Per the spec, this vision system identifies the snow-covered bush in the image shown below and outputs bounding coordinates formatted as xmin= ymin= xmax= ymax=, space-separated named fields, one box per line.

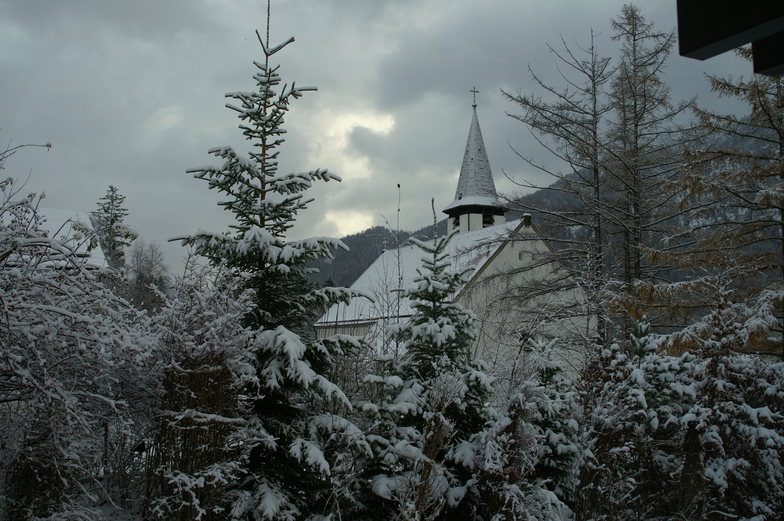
xmin=0 ymin=178 xmax=148 ymax=519
xmin=146 ymin=259 xmax=257 ymax=520
xmin=577 ymin=326 xmax=693 ymax=520
xmin=452 ymin=340 xmax=580 ymax=521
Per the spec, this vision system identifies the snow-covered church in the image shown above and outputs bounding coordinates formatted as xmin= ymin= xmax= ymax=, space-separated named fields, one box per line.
xmin=316 ymin=100 xmax=590 ymax=387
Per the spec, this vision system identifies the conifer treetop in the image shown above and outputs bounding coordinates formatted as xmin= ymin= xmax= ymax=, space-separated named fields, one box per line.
xmin=178 ymin=30 xmax=346 ymax=273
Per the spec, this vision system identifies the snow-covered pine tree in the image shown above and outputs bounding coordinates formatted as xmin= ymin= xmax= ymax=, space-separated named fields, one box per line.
xmin=452 ymin=339 xmax=580 ymax=521
xmin=685 ymin=353 xmax=784 ymax=518
xmin=660 ymin=276 xmax=784 ymax=518
xmin=0 ymin=178 xmax=148 ymax=520
xmin=91 ymin=185 xmax=137 ymax=270
xmin=576 ymin=324 xmax=693 ymax=520
xmin=359 ymin=213 xmax=494 ymax=521
xmin=177 ymin=16 xmax=362 ymax=520
xmin=577 ymin=315 xmax=784 ymax=519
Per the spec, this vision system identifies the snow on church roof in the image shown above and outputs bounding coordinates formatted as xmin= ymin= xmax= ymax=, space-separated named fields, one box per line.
xmin=443 ymin=106 xmax=503 ymax=214
xmin=316 ymin=219 xmax=530 ymax=328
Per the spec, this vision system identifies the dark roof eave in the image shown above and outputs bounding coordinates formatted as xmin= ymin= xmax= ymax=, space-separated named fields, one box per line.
xmin=443 ymin=203 xmax=506 ymax=216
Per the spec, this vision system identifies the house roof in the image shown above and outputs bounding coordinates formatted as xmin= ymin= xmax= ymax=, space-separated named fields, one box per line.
xmin=443 ymin=106 xmax=504 ymax=215
xmin=316 ymin=219 xmax=534 ymax=327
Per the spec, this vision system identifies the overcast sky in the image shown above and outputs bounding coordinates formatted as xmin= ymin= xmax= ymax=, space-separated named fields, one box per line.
xmin=0 ymin=0 xmax=751 ymax=269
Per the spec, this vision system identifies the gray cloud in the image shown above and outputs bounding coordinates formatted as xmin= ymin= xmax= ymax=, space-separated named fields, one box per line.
xmin=0 ymin=0 xmax=752 ymax=269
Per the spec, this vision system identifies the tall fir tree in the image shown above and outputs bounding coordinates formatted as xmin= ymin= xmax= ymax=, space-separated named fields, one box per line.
xmin=91 ymin=185 xmax=136 ymax=270
xmin=177 ymin=12 xmax=362 ymax=520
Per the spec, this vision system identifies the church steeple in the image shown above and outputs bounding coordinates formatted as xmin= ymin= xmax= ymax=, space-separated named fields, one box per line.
xmin=443 ymin=89 xmax=505 ymax=233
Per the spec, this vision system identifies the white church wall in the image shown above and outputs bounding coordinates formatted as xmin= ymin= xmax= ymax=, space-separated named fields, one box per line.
xmin=316 ymin=321 xmax=372 ymax=340
xmin=468 ymin=213 xmax=482 ymax=232
xmin=457 ymin=226 xmax=591 ymax=393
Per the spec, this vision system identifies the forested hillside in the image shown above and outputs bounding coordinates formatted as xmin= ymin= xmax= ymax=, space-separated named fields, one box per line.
xmin=307 ymin=220 xmax=448 ymax=287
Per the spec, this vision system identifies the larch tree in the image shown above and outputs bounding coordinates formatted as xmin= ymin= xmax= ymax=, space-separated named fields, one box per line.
xmin=176 ymin=12 xmax=362 ymax=519
xmin=503 ymin=30 xmax=613 ymax=345
xmin=126 ymin=238 xmax=170 ymax=313
xmin=676 ymin=48 xmax=784 ymax=356
xmin=91 ymin=185 xmax=137 ymax=271
xmin=504 ymin=4 xmax=689 ymax=347
xmin=603 ymin=4 xmax=688 ymax=333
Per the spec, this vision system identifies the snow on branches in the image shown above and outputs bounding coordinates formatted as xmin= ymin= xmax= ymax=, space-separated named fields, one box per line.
xmin=0 ymin=179 xmax=149 ymax=519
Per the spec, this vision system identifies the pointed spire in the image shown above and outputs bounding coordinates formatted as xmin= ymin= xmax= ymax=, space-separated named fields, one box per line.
xmin=443 ymin=95 xmax=503 ymax=216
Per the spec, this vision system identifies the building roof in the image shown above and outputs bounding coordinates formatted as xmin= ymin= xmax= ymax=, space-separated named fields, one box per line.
xmin=316 ymin=219 xmax=534 ymax=327
xmin=443 ymin=106 xmax=504 ymax=215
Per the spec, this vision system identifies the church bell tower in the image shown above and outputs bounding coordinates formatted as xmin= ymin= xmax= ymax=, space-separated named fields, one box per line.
xmin=443 ymin=89 xmax=505 ymax=234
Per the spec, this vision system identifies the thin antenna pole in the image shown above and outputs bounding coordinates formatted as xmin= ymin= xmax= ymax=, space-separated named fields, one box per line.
xmin=395 ymin=183 xmax=402 ymax=361
xmin=396 ymin=183 xmax=401 ymax=246
xmin=431 ymin=198 xmax=437 ymax=241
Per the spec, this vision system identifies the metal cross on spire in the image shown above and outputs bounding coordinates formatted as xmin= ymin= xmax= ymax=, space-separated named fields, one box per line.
xmin=470 ymin=86 xmax=479 ymax=107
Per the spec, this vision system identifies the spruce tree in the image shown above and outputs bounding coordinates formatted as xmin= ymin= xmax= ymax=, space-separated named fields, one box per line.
xmin=91 ymin=185 xmax=136 ymax=270
xmin=126 ymin=239 xmax=170 ymax=313
xmin=503 ymin=30 xmax=613 ymax=345
xmin=178 ymin=17 xmax=361 ymax=520
xmin=359 ymin=213 xmax=494 ymax=521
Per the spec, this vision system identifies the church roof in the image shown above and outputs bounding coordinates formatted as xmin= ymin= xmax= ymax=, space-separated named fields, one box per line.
xmin=315 ymin=219 xmax=535 ymax=327
xmin=443 ymin=106 xmax=503 ymax=215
